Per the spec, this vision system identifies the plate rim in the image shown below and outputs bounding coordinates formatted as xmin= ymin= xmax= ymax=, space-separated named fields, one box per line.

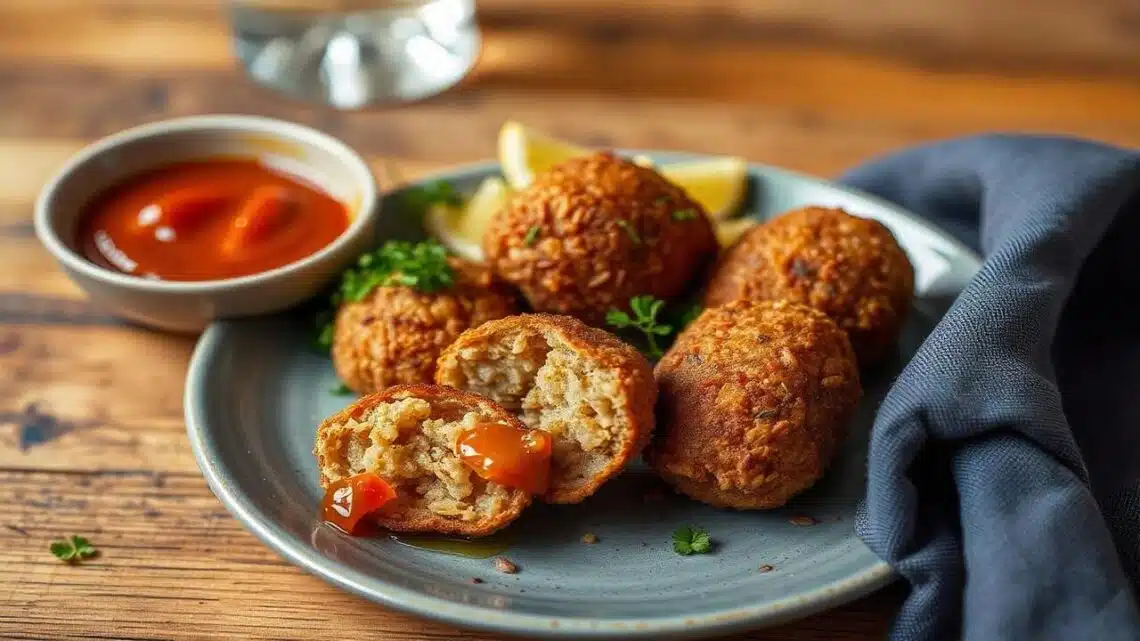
xmin=185 ymin=154 xmax=983 ymax=639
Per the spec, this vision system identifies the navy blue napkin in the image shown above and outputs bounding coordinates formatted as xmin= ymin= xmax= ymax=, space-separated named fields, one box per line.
xmin=839 ymin=136 xmax=1140 ymax=641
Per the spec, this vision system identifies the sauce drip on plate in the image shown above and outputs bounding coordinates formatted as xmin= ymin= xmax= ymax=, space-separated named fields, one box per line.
xmin=456 ymin=421 xmax=553 ymax=495
xmin=77 ymin=159 xmax=349 ymax=281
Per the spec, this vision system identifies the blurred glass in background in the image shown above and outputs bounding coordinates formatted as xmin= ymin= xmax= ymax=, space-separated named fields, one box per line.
xmin=228 ymin=0 xmax=480 ymax=109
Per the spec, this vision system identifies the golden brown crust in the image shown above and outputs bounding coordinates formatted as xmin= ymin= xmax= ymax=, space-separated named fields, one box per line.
xmin=647 ymin=300 xmax=861 ymax=510
xmin=435 ymin=313 xmax=657 ymax=504
xmin=331 ymin=258 xmax=519 ymax=393
xmin=484 ymin=152 xmax=718 ymax=325
xmin=703 ymin=206 xmax=914 ymax=366
xmin=314 ymin=384 xmax=531 ymax=536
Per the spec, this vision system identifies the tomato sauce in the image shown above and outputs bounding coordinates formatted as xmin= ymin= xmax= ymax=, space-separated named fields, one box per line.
xmin=321 ymin=473 xmax=397 ymax=535
xmin=77 ymin=159 xmax=350 ymax=281
xmin=456 ymin=422 xmax=553 ymax=495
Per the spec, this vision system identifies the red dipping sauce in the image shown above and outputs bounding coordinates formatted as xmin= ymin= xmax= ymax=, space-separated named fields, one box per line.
xmin=77 ymin=159 xmax=350 ymax=281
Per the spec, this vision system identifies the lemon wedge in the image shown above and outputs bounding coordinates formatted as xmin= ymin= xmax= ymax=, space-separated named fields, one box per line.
xmin=497 ymin=122 xmax=747 ymax=219
xmin=659 ymin=157 xmax=748 ymax=221
xmin=498 ymin=121 xmax=590 ymax=189
xmin=715 ymin=217 xmax=759 ymax=249
xmin=425 ymin=176 xmax=510 ymax=262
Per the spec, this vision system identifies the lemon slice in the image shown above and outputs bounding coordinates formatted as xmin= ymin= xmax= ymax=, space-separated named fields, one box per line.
xmin=425 ymin=176 xmax=510 ymax=262
xmin=497 ymin=121 xmax=748 ymax=218
xmin=498 ymin=121 xmax=590 ymax=189
xmin=660 ymin=157 xmax=748 ymax=221
xmin=715 ymin=217 xmax=759 ymax=249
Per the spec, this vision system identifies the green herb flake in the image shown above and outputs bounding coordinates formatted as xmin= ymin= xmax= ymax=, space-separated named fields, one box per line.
xmin=51 ymin=535 xmax=97 ymax=563
xmin=329 ymin=383 xmax=353 ymax=396
xmin=615 ymin=220 xmax=642 ymax=244
xmin=672 ymin=526 xmax=712 ymax=556
xmin=654 ymin=196 xmax=672 ymax=205
xmin=672 ymin=209 xmax=698 ymax=221
xmin=524 ymin=225 xmax=541 ymax=247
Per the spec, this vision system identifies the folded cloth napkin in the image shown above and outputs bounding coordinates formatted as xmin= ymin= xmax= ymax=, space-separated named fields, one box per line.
xmin=839 ymin=136 xmax=1140 ymax=641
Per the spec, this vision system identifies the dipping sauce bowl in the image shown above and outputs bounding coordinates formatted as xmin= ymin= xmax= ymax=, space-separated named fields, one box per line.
xmin=34 ymin=115 xmax=378 ymax=333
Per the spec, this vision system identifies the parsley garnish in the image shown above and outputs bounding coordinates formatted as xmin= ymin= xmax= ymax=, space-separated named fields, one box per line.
xmin=329 ymin=383 xmax=353 ymax=395
xmin=315 ymin=241 xmax=456 ymax=352
xmin=606 ymin=295 xmax=672 ymax=359
xmin=672 ymin=209 xmax=698 ymax=221
xmin=336 ymin=240 xmax=455 ymax=305
xmin=402 ymin=180 xmax=463 ymax=211
xmin=672 ymin=526 xmax=711 ymax=556
xmin=51 ymin=535 xmax=96 ymax=563
xmin=524 ymin=225 xmax=541 ymax=247
xmin=615 ymin=220 xmax=642 ymax=245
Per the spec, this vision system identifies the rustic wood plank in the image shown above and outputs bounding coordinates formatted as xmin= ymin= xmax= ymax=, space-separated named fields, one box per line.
xmin=0 ymin=324 xmax=194 ymax=473
xmin=0 ymin=469 xmax=901 ymax=641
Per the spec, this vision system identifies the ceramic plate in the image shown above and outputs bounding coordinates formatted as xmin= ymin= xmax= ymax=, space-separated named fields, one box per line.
xmin=185 ymin=153 xmax=981 ymax=640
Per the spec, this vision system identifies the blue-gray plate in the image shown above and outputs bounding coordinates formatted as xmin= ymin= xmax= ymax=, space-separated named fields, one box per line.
xmin=185 ymin=153 xmax=981 ymax=640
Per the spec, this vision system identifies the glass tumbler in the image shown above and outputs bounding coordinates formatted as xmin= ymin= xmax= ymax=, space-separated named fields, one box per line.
xmin=227 ymin=0 xmax=480 ymax=109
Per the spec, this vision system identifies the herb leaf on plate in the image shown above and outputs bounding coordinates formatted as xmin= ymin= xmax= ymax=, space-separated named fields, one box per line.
xmin=672 ymin=526 xmax=712 ymax=556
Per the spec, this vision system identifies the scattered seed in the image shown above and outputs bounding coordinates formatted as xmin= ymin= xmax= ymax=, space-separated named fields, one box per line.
xmin=494 ymin=556 xmax=519 ymax=574
xmin=582 ymin=532 xmax=598 ymax=544
xmin=789 ymin=515 xmax=818 ymax=526
xmin=758 ymin=564 xmax=775 ymax=573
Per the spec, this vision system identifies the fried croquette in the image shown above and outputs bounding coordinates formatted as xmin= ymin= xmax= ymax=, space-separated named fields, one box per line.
xmin=314 ymin=384 xmax=531 ymax=536
xmin=648 ymin=300 xmax=861 ymax=510
xmin=703 ymin=206 xmax=914 ymax=366
xmin=483 ymin=152 xmax=718 ymax=325
xmin=435 ymin=314 xmax=657 ymax=504
xmin=331 ymin=258 xmax=518 ymax=393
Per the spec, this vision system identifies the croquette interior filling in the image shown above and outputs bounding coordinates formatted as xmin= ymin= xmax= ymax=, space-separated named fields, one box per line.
xmin=436 ymin=329 xmax=627 ymax=493
xmin=315 ymin=398 xmax=515 ymax=521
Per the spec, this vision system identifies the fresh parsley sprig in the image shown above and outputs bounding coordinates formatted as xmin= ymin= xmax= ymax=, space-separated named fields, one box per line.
xmin=606 ymin=295 xmax=673 ymax=359
xmin=51 ymin=535 xmax=96 ymax=563
xmin=672 ymin=526 xmax=712 ymax=556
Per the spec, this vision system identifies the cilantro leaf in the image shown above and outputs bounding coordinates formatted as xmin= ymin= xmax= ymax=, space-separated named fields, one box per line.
xmin=605 ymin=309 xmax=633 ymax=329
xmin=672 ymin=526 xmax=712 ymax=556
xmin=672 ymin=209 xmax=698 ymax=221
xmin=329 ymin=383 xmax=353 ymax=395
xmin=524 ymin=225 xmax=541 ymax=247
xmin=606 ymin=295 xmax=673 ymax=359
xmin=51 ymin=535 xmax=97 ymax=563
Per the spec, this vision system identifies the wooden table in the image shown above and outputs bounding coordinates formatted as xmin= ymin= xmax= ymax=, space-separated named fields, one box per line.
xmin=3 ymin=1 xmax=1139 ymax=639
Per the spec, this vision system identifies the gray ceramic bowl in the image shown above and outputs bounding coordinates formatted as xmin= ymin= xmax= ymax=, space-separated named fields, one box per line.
xmin=34 ymin=115 xmax=379 ymax=333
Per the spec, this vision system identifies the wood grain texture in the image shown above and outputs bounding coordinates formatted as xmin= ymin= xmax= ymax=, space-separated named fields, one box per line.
xmin=2 ymin=0 xmax=1138 ymax=639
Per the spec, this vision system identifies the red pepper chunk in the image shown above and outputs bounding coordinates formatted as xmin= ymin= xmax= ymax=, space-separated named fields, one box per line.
xmin=321 ymin=473 xmax=397 ymax=535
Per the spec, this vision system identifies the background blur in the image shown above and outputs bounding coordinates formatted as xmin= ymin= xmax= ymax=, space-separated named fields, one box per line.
xmin=4 ymin=0 xmax=1140 ymax=180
